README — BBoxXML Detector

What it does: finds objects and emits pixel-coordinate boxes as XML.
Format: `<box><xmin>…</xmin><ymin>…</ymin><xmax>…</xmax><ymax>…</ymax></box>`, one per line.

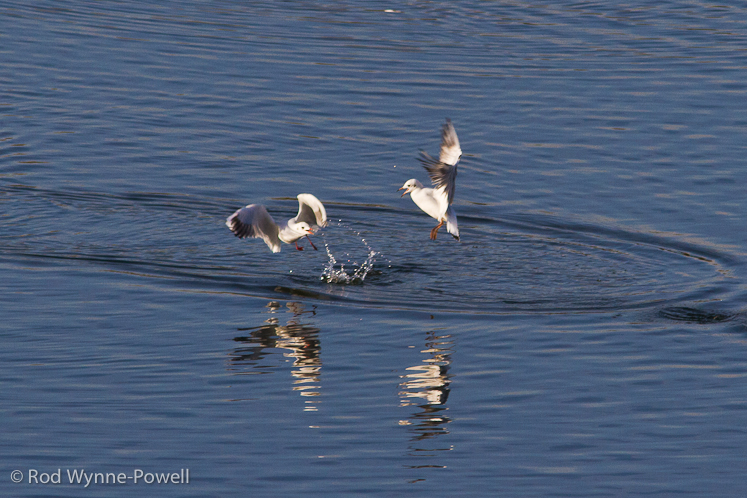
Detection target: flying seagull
<box><xmin>399</xmin><ymin>118</ymin><xmax>461</xmax><ymax>241</ymax></box>
<box><xmin>226</xmin><ymin>193</ymin><xmax>327</xmax><ymax>253</ymax></box>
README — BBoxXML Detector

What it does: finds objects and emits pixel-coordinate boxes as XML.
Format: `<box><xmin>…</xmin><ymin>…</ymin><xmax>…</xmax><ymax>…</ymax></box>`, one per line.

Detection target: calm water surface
<box><xmin>2</xmin><ymin>1</ymin><xmax>747</xmax><ymax>496</ymax></box>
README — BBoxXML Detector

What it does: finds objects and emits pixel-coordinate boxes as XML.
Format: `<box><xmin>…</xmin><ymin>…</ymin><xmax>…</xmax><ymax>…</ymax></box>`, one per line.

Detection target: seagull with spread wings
<box><xmin>226</xmin><ymin>193</ymin><xmax>327</xmax><ymax>253</ymax></box>
<box><xmin>399</xmin><ymin>118</ymin><xmax>461</xmax><ymax>241</ymax></box>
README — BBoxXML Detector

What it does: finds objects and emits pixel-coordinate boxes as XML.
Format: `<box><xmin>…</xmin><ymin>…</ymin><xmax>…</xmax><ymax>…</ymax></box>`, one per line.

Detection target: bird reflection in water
<box><xmin>229</xmin><ymin>301</ymin><xmax>322</xmax><ymax>412</ymax></box>
<box><xmin>399</xmin><ymin>331</ymin><xmax>454</xmax><ymax>466</ymax></box>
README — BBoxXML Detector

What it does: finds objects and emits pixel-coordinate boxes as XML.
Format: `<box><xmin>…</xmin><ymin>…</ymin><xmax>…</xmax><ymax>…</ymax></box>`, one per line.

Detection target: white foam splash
<box><xmin>319</xmin><ymin>220</ymin><xmax>390</xmax><ymax>284</ymax></box>
<box><xmin>321</xmin><ymin>247</ymin><xmax>378</xmax><ymax>284</ymax></box>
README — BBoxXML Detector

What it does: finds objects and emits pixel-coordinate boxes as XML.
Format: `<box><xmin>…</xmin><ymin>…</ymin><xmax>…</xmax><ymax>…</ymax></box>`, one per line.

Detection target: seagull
<box><xmin>399</xmin><ymin>118</ymin><xmax>461</xmax><ymax>241</ymax></box>
<box><xmin>226</xmin><ymin>193</ymin><xmax>327</xmax><ymax>253</ymax></box>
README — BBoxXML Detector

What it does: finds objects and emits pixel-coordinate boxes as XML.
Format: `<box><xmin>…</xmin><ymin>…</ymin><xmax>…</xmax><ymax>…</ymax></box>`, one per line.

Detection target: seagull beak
<box><xmin>398</xmin><ymin>186</ymin><xmax>408</xmax><ymax>197</ymax></box>
<box><xmin>307</xmin><ymin>229</ymin><xmax>314</xmax><ymax>235</ymax></box>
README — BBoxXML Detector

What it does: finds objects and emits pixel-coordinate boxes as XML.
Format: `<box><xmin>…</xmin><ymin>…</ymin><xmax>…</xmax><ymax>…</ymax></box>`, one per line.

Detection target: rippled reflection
<box><xmin>399</xmin><ymin>331</ymin><xmax>454</xmax><ymax>466</ymax></box>
<box><xmin>229</xmin><ymin>301</ymin><xmax>321</xmax><ymax>411</ymax></box>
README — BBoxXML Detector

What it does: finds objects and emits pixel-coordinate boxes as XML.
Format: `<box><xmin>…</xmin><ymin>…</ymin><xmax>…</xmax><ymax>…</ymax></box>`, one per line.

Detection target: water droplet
<box><xmin>318</xmin><ymin>220</ymin><xmax>394</xmax><ymax>284</ymax></box>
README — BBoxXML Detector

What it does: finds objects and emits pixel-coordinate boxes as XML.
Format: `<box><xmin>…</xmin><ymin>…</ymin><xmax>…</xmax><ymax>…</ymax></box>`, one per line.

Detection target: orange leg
<box><xmin>295</xmin><ymin>241</ymin><xmax>304</xmax><ymax>251</ymax></box>
<box><xmin>430</xmin><ymin>220</ymin><xmax>444</xmax><ymax>240</ymax></box>
<box><xmin>306</xmin><ymin>235</ymin><xmax>318</xmax><ymax>250</ymax></box>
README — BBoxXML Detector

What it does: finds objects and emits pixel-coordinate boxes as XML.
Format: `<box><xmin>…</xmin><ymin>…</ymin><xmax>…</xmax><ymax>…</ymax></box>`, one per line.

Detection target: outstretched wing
<box><xmin>295</xmin><ymin>193</ymin><xmax>327</xmax><ymax>229</ymax></box>
<box><xmin>226</xmin><ymin>204</ymin><xmax>282</xmax><ymax>253</ymax></box>
<box><xmin>417</xmin><ymin>118</ymin><xmax>461</xmax><ymax>205</ymax></box>
<box><xmin>438</xmin><ymin>118</ymin><xmax>461</xmax><ymax>167</ymax></box>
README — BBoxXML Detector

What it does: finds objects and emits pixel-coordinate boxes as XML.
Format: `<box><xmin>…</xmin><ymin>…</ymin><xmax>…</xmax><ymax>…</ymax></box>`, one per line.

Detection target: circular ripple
<box><xmin>294</xmin><ymin>209</ymin><xmax>739</xmax><ymax>314</ymax></box>
<box><xmin>1</xmin><ymin>187</ymin><xmax>738</xmax><ymax>316</ymax></box>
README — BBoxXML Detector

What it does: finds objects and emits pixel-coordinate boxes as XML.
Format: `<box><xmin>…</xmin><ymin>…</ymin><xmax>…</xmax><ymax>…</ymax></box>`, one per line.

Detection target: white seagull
<box><xmin>399</xmin><ymin>118</ymin><xmax>461</xmax><ymax>241</ymax></box>
<box><xmin>226</xmin><ymin>193</ymin><xmax>327</xmax><ymax>253</ymax></box>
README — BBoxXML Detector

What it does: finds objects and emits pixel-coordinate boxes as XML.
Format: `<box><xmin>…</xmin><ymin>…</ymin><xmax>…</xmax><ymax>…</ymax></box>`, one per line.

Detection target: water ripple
<box><xmin>1</xmin><ymin>183</ymin><xmax>740</xmax><ymax>315</ymax></box>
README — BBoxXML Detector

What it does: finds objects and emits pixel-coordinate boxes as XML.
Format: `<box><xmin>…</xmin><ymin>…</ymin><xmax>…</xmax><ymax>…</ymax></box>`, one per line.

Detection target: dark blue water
<box><xmin>3</xmin><ymin>1</ymin><xmax>747</xmax><ymax>496</ymax></box>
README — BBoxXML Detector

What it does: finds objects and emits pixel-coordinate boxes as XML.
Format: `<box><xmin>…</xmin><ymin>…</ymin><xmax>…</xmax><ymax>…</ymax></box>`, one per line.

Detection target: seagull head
<box><xmin>291</xmin><ymin>221</ymin><xmax>314</xmax><ymax>236</ymax></box>
<box><xmin>398</xmin><ymin>179</ymin><xmax>421</xmax><ymax>197</ymax></box>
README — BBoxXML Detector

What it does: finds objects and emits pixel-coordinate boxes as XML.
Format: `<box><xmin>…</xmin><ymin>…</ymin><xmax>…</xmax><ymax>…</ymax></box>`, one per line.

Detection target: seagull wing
<box><xmin>295</xmin><ymin>193</ymin><xmax>328</xmax><ymax>229</ymax></box>
<box><xmin>226</xmin><ymin>204</ymin><xmax>282</xmax><ymax>253</ymax></box>
<box><xmin>438</xmin><ymin>118</ymin><xmax>462</xmax><ymax>167</ymax></box>
<box><xmin>417</xmin><ymin>119</ymin><xmax>460</xmax><ymax>205</ymax></box>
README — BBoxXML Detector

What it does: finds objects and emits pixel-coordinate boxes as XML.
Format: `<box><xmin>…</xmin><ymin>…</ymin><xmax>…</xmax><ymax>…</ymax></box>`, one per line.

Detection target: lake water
<box><xmin>3</xmin><ymin>1</ymin><xmax>747</xmax><ymax>496</ymax></box>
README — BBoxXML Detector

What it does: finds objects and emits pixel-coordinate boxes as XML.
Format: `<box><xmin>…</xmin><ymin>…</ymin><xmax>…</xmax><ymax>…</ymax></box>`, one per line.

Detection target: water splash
<box><xmin>319</xmin><ymin>220</ymin><xmax>390</xmax><ymax>284</ymax></box>
<box><xmin>321</xmin><ymin>247</ymin><xmax>378</xmax><ymax>284</ymax></box>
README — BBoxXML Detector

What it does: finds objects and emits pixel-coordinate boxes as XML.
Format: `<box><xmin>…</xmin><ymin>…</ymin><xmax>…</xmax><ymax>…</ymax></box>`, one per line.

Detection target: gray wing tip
<box><xmin>441</xmin><ymin>118</ymin><xmax>458</xmax><ymax>145</ymax></box>
<box><xmin>417</xmin><ymin>150</ymin><xmax>439</xmax><ymax>167</ymax></box>
<box><xmin>418</xmin><ymin>151</ymin><xmax>453</xmax><ymax>191</ymax></box>
<box><xmin>226</xmin><ymin>214</ymin><xmax>255</xmax><ymax>239</ymax></box>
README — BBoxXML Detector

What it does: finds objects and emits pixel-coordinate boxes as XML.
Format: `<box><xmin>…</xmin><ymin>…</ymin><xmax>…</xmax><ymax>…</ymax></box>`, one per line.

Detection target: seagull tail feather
<box><xmin>445</xmin><ymin>207</ymin><xmax>459</xmax><ymax>241</ymax></box>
